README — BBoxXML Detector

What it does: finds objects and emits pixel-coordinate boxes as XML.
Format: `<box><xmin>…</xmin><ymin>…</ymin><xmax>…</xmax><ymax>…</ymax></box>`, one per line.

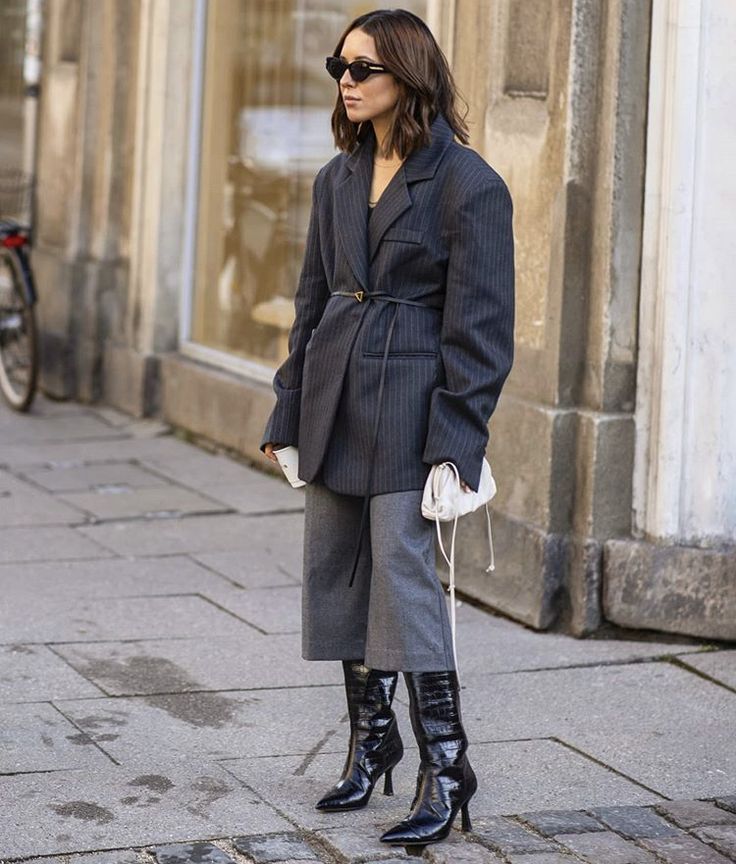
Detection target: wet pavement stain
<box><xmin>73</xmin><ymin>711</ymin><xmax>129</xmax><ymax>730</ymax></box>
<box><xmin>185</xmin><ymin>775</ymin><xmax>233</xmax><ymax>819</ymax></box>
<box><xmin>7</xmin><ymin>644</ymin><xmax>35</xmax><ymax>654</ymax></box>
<box><xmin>128</xmin><ymin>773</ymin><xmax>174</xmax><ymax>793</ymax></box>
<box><xmin>72</xmin><ymin>654</ymin><xmax>204</xmax><ymax>695</ymax></box>
<box><xmin>48</xmin><ymin>800</ymin><xmax>115</xmax><ymax>824</ymax></box>
<box><xmin>143</xmin><ymin>691</ymin><xmax>242</xmax><ymax>729</ymax></box>
<box><xmin>66</xmin><ymin>731</ymin><xmax>96</xmax><ymax>745</ymax></box>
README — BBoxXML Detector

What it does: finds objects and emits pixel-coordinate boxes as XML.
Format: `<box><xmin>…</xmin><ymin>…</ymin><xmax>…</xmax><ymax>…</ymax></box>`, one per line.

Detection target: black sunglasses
<box><xmin>325</xmin><ymin>56</ymin><xmax>390</xmax><ymax>82</ymax></box>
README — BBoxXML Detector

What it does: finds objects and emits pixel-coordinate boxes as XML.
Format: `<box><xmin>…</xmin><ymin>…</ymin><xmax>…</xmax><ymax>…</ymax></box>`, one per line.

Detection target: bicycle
<box><xmin>0</xmin><ymin>169</ymin><xmax>38</xmax><ymax>412</ymax></box>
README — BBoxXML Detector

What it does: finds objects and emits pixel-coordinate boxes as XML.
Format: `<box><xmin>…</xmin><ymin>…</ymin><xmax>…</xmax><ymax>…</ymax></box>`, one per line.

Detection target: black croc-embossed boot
<box><xmin>315</xmin><ymin>660</ymin><xmax>403</xmax><ymax>812</ymax></box>
<box><xmin>380</xmin><ymin>670</ymin><xmax>476</xmax><ymax>845</ymax></box>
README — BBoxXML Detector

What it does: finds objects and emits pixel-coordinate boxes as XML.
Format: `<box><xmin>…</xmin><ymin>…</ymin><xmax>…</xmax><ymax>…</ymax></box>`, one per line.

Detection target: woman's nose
<box><xmin>340</xmin><ymin>68</ymin><xmax>356</xmax><ymax>86</ymax></box>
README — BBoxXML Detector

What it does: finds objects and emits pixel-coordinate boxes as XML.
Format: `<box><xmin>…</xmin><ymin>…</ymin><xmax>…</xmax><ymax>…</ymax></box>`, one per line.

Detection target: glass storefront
<box><xmin>191</xmin><ymin>1</ymin><xmax>429</xmax><ymax>370</ymax></box>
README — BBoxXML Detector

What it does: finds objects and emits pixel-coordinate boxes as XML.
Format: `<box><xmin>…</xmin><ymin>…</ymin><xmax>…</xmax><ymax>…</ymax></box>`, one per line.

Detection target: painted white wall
<box><xmin>634</xmin><ymin>0</ymin><xmax>736</xmax><ymax>545</ymax></box>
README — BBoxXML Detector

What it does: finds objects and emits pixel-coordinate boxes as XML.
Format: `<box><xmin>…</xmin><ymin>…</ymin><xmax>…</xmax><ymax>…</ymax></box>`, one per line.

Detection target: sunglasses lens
<box><xmin>325</xmin><ymin>57</ymin><xmax>345</xmax><ymax>80</ymax></box>
<box><xmin>350</xmin><ymin>62</ymin><xmax>370</xmax><ymax>82</ymax></box>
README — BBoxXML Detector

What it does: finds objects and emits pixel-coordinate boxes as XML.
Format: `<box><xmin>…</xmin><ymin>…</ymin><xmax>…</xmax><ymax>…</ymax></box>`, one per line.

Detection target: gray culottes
<box><xmin>301</xmin><ymin>481</ymin><xmax>456</xmax><ymax>672</ymax></box>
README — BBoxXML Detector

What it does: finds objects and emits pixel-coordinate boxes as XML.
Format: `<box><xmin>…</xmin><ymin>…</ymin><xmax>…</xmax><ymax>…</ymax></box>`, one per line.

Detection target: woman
<box><xmin>262</xmin><ymin>8</ymin><xmax>514</xmax><ymax>847</ymax></box>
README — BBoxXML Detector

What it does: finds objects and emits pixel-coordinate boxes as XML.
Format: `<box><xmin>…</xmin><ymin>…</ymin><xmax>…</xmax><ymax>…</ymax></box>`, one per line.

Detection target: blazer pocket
<box><xmin>382</xmin><ymin>227</ymin><xmax>424</xmax><ymax>244</ymax></box>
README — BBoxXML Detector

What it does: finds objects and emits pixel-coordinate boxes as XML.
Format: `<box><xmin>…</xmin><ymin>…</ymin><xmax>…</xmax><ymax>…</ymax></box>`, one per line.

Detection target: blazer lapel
<box><xmin>368</xmin><ymin>112</ymin><xmax>455</xmax><ymax>263</ymax></box>
<box><xmin>334</xmin><ymin>127</ymin><xmax>373</xmax><ymax>292</ymax></box>
<box><xmin>368</xmin><ymin>171</ymin><xmax>412</xmax><ymax>263</ymax></box>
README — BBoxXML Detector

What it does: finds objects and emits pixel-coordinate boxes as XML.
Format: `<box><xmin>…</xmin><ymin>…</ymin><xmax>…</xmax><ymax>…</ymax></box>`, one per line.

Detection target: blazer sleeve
<box><xmin>422</xmin><ymin>178</ymin><xmax>515</xmax><ymax>490</ymax></box>
<box><xmin>260</xmin><ymin>168</ymin><xmax>330</xmax><ymax>451</ymax></box>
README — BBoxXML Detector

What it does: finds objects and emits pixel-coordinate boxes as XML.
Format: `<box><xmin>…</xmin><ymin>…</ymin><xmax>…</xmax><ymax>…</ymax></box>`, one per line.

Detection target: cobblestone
<box><xmin>473</xmin><ymin>815</ymin><xmax>555</xmax><ymax>854</ymax></box>
<box><xmin>692</xmin><ymin>825</ymin><xmax>736</xmax><ymax>860</ymax></box>
<box><xmin>151</xmin><ymin>843</ymin><xmax>236</xmax><ymax>864</ymax></box>
<box><xmin>655</xmin><ymin>801</ymin><xmax>736</xmax><ymax>829</ymax></box>
<box><xmin>516</xmin><ymin>809</ymin><xmax>605</xmax><ymax>837</ymax></box>
<box><xmin>232</xmin><ymin>831</ymin><xmax>321</xmax><ymax>862</ymax></box>
<box><xmin>588</xmin><ymin>804</ymin><xmax>683</xmax><ymax>839</ymax></box>
<box><xmin>555</xmin><ymin>829</ymin><xmax>658</xmax><ymax>863</ymax></box>
<box><xmin>716</xmin><ymin>797</ymin><xmax>736</xmax><ymax>815</ymax></box>
<box><xmin>640</xmin><ymin>834</ymin><xmax>734</xmax><ymax>863</ymax></box>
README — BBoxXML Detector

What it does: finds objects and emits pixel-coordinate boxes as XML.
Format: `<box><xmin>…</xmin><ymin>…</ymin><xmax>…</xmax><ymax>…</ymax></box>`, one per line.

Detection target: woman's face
<box><xmin>338</xmin><ymin>28</ymin><xmax>400</xmax><ymax>128</ymax></box>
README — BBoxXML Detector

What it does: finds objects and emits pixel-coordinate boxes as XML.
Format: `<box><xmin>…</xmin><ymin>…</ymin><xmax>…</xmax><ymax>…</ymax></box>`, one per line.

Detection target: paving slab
<box><xmin>53</xmin><ymin>635</ymin><xmax>341</xmax><ymax>695</ymax></box>
<box><xmin>0</xmin><ymin>643</ymin><xmax>103</xmax><ymax>702</ymax></box>
<box><xmin>193</xmin><ymin>549</ymin><xmax>301</xmax><ymax>588</ymax></box>
<box><xmin>0</xmin><ymin>762</ymin><xmax>289</xmax><ymax>859</ymax></box>
<box><xmin>0</xmin><ymin>525</ymin><xmax>113</xmax><ymax>564</ymax></box>
<box><xmin>197</xmin><ymin>471</ymin><xmax>304</xmax><ymax>515</ymax></box>
<box><xmin>137</xmin><ymin>451</ymin><xmax>269</xmax><ymax>489</ymax></box>
<box><xmin>0</xmin><ymin>432</ymin><xmax>207</xmax><ymax>470</ymax></box>
<box><xmin>63</xmin><ymin>852</ymin><xmax>145</xmax><ymax>864</ymax></box>
<box><xmin>453</xmin><ymin>604</ymin><xmax>709</xmax><ymax>674</ymax></box>
<box><xmin>224</xmin><ymin>737</ymin><xmax>662</xmax><ymax>835</ymax></box>
<box><xmin>0</xmin><ymin>702</ymin><xmax>114</xmax><ymax>773</ymax></box>
<box><xmin>461</xmin><ymin>662</ymin><xmax>736</xmax><ymax>798</ymax></box>
<box><xmin>640</xmin><ymin>834</ymin><xmax>734</xmax><ymax>862</ymax></box>
<box><xmin>418</xmin><ymin>837</ymin><xmax>504</xmax><ymax>862</ymax></box>
<box><xmin>76</xmin><ymin>513</ymin><xmax>303</xmax><ymax>557</ymax></box>
<box><xmin>678</xmin><ymin>651</ymin><xmax>736</xmax><ymax>691</ymax></box>
<box><xmin>716</xmin><ymin>797</ymin><xmax>736</xmax><ymax>814</ymax></box>
<box><xmin>692</xmin><ymin>825</ymin><xmax>736</xmax><ymax>859</ymax></box>
<box><xmin>0</xmin><ymin>594</ymin><xmax>254</xmax><ymax>644</ymax></box>
<box><xmin>555</xmin><ymin>830</ymin><xmax>659</xmax><ymax>863</ymax></box>
<box><xmin>205</xmin><ymin>585</ymin><xmax>302</xmax><ymax>634</ymax></box>
<box><xmin>57</xmin><ymin>485</ymin><xmax>231</xmax><ymax>520</ymax></box>
<box><xmin>0</xmin><ymin>412</ymin><xmax>125</xmax><ymax>445</ymax></box>
<box><xmin>58</xmin><ymin>684</ymin><xmax>347</xmax><ymax>762</ymax></box>
<box><xmin>0</xmin><ymin>468</ymin><xmax>85</xmax><ymax>526</ymax></box>
<box><xmin>0</xmin><ymin>555</ymin><xmax>235</xmax><ymax>600</ymax></box>
<box><xmin>19</xmin><ymin>461</ymin><xmax>173</xmax><ymax>493</ymax></box>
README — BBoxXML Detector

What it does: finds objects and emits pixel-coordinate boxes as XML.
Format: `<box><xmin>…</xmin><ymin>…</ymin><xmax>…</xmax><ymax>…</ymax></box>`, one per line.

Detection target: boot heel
<box><xmin>383</xmin><ymin>767</ymin><xmax>394</xmax><ymax>796</ymax></box>
<box><xmin>461</xmin><ymin>801</ymin><xmax>472</xmax><ymax>832</ymax></box>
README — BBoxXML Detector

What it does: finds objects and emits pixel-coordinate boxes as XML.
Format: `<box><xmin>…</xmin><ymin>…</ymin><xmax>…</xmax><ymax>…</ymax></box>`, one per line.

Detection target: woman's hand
<box><xmin>264</xmin><ymin>442</ymin><xmax>283</xmax><ymax>464</ymax></box>
<box><xmin>460</xmin><ymin>479</ymin><xmax>470</xmax><ymax>492</ymax></box>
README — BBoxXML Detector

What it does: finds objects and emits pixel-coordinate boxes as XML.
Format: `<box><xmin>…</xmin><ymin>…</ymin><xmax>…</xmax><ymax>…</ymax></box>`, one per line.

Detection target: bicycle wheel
<box><xmin>0</xmin><ymin>245</ymin><xmax>38</xmax><ymax>411</ymax></box>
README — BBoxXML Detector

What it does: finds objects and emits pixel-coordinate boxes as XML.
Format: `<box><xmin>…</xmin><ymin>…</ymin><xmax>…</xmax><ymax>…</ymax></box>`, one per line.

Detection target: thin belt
<box><xmin>330</xmin><ymin>290</ymin><xmax>443</xmax><ymax>586</ymax></box>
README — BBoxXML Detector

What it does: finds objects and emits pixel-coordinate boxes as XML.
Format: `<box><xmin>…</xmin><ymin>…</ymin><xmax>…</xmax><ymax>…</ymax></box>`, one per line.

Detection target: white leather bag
<box><xmin>421</xmin><ymin>459</ymin><xmax>497</xmax><ymax>671</ymax></box>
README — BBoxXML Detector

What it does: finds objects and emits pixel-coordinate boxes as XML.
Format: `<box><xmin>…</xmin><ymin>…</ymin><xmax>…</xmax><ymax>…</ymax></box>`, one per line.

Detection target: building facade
<box><xmin>6</xmin><ymin>0</ymin><xmax>734</xmax><ymax>639</ymax></box>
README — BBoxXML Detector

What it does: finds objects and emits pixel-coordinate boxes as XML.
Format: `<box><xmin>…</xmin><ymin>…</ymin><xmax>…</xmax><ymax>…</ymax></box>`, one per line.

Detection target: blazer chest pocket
<box><xmin>382</xmin><ymin>227</ymin><xmax>424</xmax><ymax>245</ymax></box>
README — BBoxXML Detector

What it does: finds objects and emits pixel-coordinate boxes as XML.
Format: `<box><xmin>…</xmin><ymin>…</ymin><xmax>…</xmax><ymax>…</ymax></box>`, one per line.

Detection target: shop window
<box><xmin>191</xmin><ymin>0</ymin><xmax>428</xmax><ymax>369</ymax></box>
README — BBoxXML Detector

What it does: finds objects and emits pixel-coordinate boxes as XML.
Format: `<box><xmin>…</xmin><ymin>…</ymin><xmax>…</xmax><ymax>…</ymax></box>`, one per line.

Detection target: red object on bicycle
<box><xmin>2</xmin><ymin>234</ymin><xmax>26</xmax><ymax>248</ymax></box>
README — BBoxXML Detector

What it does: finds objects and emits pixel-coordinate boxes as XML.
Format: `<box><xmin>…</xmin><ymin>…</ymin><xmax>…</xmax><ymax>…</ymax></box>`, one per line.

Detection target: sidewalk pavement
<box><xmin>1</xmin><ymin>395</ymin><xmax>734</xmax><ymax>864</ymax></box>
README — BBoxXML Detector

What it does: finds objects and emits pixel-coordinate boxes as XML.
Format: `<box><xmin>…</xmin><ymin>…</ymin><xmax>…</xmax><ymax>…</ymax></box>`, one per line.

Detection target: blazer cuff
<box><xmin>260</xmin><ymin>387</ymin><xmax>301</xmax><ymax>452</ymax></box>
<box><xmin>421</xmin><ymin>442</ymin><xmax>485</xmax><ymax>493</ymax></box>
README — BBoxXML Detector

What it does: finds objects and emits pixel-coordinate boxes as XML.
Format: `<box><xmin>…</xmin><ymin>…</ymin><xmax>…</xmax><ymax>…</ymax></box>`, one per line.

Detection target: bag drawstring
<box><xmin>432</xmin><ymin>462</ymin><xmax>495</xmax><ymax>673</ymax></box>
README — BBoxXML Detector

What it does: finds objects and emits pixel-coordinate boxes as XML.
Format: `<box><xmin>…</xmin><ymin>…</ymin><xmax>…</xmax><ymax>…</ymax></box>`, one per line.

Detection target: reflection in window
<box><xmin>192</xmin><ymin>0</ymin><xmax>427</xmax><ymax>368</ymax></box>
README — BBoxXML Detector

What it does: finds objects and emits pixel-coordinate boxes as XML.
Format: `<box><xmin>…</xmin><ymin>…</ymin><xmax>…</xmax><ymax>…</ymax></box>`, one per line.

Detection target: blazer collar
<box><xmin>334</xmin><ymin>112</ymin><xmax>455</xmax><ymax>292</ymax></box>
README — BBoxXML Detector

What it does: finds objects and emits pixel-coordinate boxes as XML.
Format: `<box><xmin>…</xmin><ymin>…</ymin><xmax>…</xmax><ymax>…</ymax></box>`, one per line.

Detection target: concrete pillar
<box><xmin>447</xmin><ymin>0</ymin><xmax>651</xmax><ymax>633</ymax></box>
<box><xmin>604</xmin><ymin>0</ymin><xmax>736</xmax><ymax>640</ymax></box>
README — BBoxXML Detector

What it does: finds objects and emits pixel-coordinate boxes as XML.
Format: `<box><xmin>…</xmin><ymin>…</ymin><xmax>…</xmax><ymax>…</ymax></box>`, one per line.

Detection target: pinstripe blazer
<box><xmin>260</xmin><ymin>111</ymin><xmax>515</xmax><ymax>495</ymax></box>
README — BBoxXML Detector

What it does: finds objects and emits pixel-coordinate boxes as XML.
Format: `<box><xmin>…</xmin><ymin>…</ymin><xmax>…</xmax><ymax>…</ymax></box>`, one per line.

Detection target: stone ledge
<box><xmin>603</xmin><ymin>538</ymin><xmax>736</xmax><ymax>641</ymax></box>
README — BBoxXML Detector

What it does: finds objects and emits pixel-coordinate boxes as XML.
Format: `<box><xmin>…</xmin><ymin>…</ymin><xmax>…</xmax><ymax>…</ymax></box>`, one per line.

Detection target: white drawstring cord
<box><xmin>432</xmin><ymin>463</ymin><xmax>496</xmax><ymax>673</ymax></box>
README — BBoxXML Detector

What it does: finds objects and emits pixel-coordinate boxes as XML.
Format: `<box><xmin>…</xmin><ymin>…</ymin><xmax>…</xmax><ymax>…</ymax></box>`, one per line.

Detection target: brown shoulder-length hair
<box><xmin>330</xmin><ymin>8</ymin><xmax>469</xmax><ymax>159</ymax></box>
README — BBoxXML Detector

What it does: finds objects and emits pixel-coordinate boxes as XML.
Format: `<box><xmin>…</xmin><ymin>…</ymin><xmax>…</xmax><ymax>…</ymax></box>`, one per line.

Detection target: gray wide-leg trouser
<box><xmin>301</xmin><ymin>481</ymin><xmax>456</xmax><ymax>672</ymax></box>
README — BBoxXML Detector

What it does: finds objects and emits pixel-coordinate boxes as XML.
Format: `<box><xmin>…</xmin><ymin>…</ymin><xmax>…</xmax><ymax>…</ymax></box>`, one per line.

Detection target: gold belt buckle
<box><xmin>354</xmin><ymin>291</ymin><xmax>364</xmax><ymax>302</ymax></box>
